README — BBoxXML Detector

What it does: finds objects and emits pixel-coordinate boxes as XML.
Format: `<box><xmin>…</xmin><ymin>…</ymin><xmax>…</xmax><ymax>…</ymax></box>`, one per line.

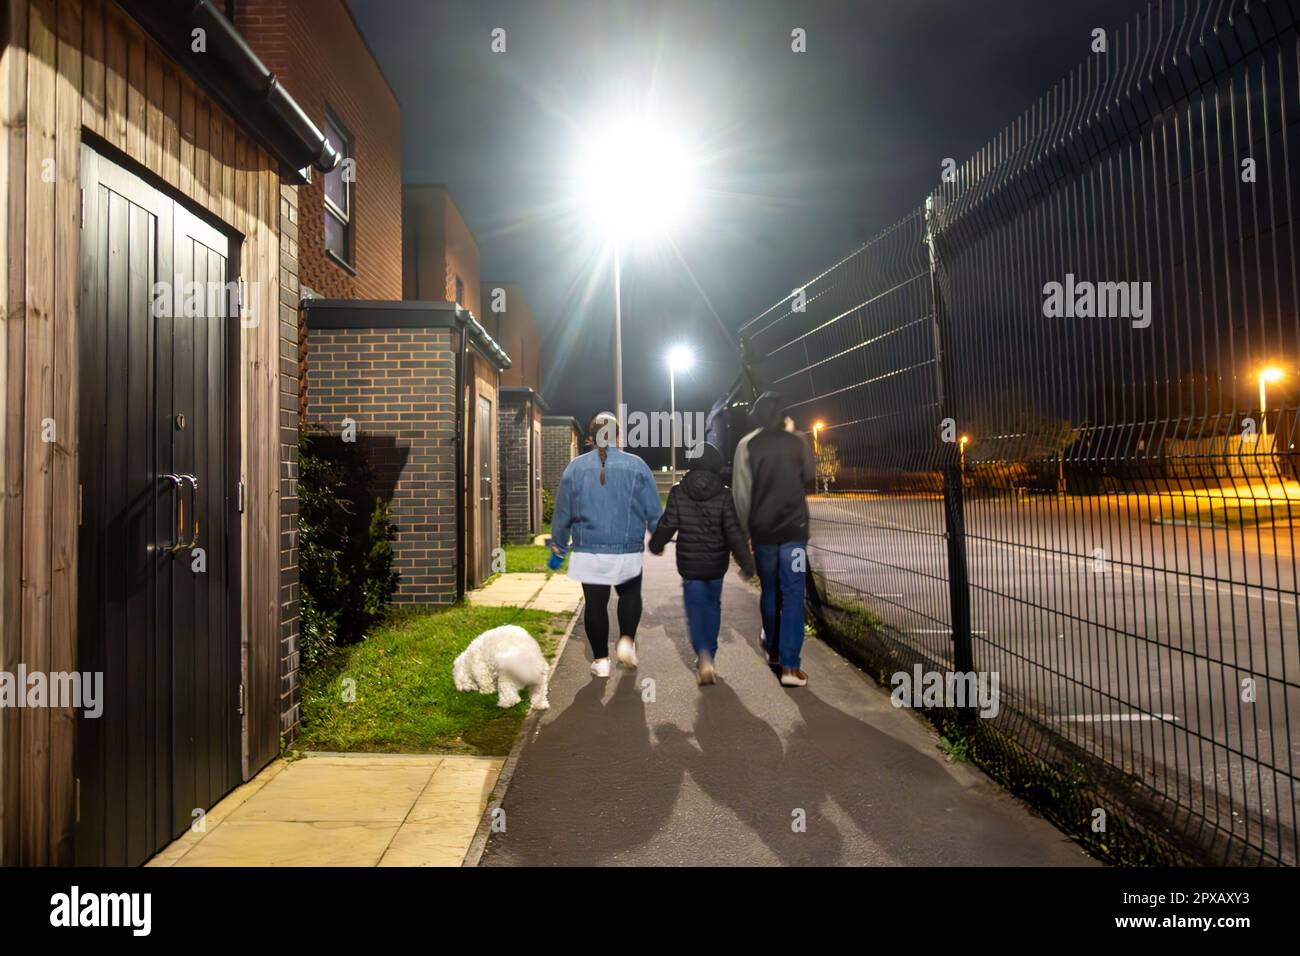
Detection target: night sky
<box><xmin>350</xmin><ymin>0</ymin><xmax>1146</xmax><ymax>456</ymax></box>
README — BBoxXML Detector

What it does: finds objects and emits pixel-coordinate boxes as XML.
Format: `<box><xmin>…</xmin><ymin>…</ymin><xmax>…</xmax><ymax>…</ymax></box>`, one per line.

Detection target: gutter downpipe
<box><xmin>190</xmin><ymin>0</ymin><xmax>340</xmax><ymax>173</ymax></box>
<box><xmin>454</xmin><ymin>309</ymin><xmax>470</xmax><ymax>601</ymax></box>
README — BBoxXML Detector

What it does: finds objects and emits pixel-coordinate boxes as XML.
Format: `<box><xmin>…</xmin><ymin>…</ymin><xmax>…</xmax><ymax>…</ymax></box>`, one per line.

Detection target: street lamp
<box><xmin>1258</xmin><ymin>366</ymin><xmax>1285</xmax><ymax>451</ymax></box>
<box><xmin>575</xmin><ymin>116</ymin><xmax>697</xmax><ymax>444</ymax></box>
<box><xmin>668</xmin><ymin>344</ymin><xmax>694</xmax><ymax>481</ymax></box>
<box><xmin>812</xmin><ymin>420</ymin><xmax>825</xmax><ymax>454</ymax></box>
<box><xmin>959</xmin><ymin>433</ymin><xmax>970</xmax><ymax>474</ymax></box>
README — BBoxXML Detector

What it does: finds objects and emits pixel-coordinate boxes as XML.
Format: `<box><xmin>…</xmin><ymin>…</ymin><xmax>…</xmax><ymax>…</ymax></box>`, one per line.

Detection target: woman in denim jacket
<box><xmin>550</xmin><ymin>412</ymin><xmax>664</xmax><ymax>677</ymax></box>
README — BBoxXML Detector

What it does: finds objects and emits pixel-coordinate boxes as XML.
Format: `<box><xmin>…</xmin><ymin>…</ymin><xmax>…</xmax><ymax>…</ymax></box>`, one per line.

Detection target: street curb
<box><xmin>461</xmin><ymin>599</ymin><xmax>583</xmax><ymax>867</ymax></box>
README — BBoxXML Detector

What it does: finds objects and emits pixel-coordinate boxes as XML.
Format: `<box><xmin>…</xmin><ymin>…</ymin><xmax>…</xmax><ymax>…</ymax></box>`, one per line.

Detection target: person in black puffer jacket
<box><xmin>649</xmin><ymin>442</ymin><xmax>755</xmax><ymax>684</ymax></box>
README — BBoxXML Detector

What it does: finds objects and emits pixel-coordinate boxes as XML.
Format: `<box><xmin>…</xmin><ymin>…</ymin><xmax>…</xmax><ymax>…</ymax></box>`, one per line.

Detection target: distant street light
<box><xmin>812</xmin><ymin>420</ymin><xmax>826</xmax><ymax>454</ymax></box>
<box><xmin>668</xmin><ymin>345</ymin><xmax>695</xmax><ymax>481</ymax></box>
<box><xmin>1259</xmin><ymin>366</ymin><xmax>1285</xmax><ymax>453</ymax></box>
<box><xmin>959</xmin><ymin>433</ymin><xmax>970</xmax><ymax>474</ymax></box>
<box><xmin>576</xmin><ymin>116</ymin><xmax>697</xmax><ymax>443</ymax></box>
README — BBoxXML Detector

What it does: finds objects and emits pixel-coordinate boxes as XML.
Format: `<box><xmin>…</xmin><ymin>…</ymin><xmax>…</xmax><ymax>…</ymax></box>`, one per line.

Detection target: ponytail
<box><xmin>586</xmin><ymin>411</ymin><xmax>619</xmax><ymax>486</ymax></box>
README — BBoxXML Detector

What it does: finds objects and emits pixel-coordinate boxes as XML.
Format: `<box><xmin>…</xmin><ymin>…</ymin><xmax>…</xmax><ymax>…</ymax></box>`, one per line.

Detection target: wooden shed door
<box><xmin>75</xmin><ymin>145</ymin><xmax>242</xmax><ymax>866</ymax></box>
<box><xmin>477</xmin><ymin>395</ymin><xmax>494</xmax><ymax>584</ymax></box>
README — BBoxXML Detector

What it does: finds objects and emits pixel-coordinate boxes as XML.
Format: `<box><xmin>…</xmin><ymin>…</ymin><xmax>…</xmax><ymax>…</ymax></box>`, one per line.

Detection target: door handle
<box><xmin>160</xmin><ymin>473</ymin><xmax>184</xmax><ymax>553</ymax></box>
<box><xmin>178</xmin><ymin>473</ymin><xmax>200</xmax><ymax>549</ymax></box>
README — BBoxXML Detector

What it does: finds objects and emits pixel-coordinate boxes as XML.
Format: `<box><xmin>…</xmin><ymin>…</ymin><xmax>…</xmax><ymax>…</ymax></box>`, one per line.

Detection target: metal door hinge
<box><xmin>238</xmin><ymin>684</ymin><xmax>245</xmax><ymax>716</ymax></box>
<box><xmin>237</xmin><ymin>479</ymin><xmax>245</xmax><ymax>513</ymax></box>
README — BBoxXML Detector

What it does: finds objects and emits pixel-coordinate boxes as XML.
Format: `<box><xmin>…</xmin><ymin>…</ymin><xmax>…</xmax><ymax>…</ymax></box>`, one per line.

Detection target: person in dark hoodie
<box><xmin>732</xmin><ymin>391</ymin><xmax>816</xmax><ymax>687</ymax></box>
<box><xmin>649</xmin><ymin>442</ymin><xmax>755</xmax><ymax>685</ymax></box>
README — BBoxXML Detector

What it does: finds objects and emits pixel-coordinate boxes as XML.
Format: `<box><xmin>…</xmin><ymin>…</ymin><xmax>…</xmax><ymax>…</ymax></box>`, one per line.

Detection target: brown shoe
<box><xmin>697</xmin><ymin>654</ymin><xmax>716</xmax><ymax>686</ymax></box>
<box><xmin>780</xmin><ymin>668</ymin><xmax>808</xmax><ymax>687</ymax></box>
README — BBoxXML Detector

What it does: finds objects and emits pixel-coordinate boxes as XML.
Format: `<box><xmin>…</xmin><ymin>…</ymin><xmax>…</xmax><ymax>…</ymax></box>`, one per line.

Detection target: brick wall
<box><xmin>498</xmin><ymin>395</ymin><xmax>534</xmax><ymax>544</ymax></box>
<box><xmin>483</xmin><ymin>281</ymin><xmax>541</xmax><ymax>391</ymax></box>
<box><xmin>542</xmin><ymin>419</ymin><xmax>581</xmax><ymax>498</ymax></box>
<box><xmin>304</xmin><ymin>327</ymin><xmax>460</xmax><ymax>606</ymax></box>
<box><xmin>236</xmin><ymin>0</ymin><xmax>403</xmax><ymax>414</ymax></box>
<box><xmin>278</xmin><ymin>183</ymin><xmax>303</xmax><ymax>742</ymax></box>
<box><xmin>403</xmin><ymin>185</ymin><xmax>481</xmax><ymax>319</ymax></box>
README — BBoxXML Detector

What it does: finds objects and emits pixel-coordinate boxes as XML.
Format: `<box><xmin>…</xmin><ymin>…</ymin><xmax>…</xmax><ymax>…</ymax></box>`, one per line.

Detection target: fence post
<box><xmin>925</xmin><ymin>195</ymin><xmax>976</xmax><ymax>681</ymax></box>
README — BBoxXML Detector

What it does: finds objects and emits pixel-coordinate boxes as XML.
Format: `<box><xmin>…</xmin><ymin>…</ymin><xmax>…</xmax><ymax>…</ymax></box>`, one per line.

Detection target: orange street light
<box><xmin>1259</xmin><ymin>367</ymin><xmax>1286</xmax><ymax>450</ymax></box>
<box><xmin>812</xmin><ymin>420</ymin><xmax>825</xmax><ymax>453</ymax></box>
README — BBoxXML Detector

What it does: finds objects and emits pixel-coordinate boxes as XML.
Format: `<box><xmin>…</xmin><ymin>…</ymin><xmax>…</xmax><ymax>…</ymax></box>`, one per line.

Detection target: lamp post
<box><xmin>668</xmin><ymin>345</ymin><xmax>694</xmax><ymax>481</ymax></box>
<box><xmin>576</xmin><ymin>115</ymin><xmax>695</xmax><ymax>445</ymax></box>
<box><xmin>812</xmin><ymin>420</ymin><xmax>825</xmax><ymax>455</ymax></box>
<box><xmin>1259</xmin><ymin>367</ymin><xmax>1285</xmax><ymax>480</ymax></box>
<box><xmin>959</xmin><ymin>434</ymin><xmax>970</xmax><ymax>475</ymax></box>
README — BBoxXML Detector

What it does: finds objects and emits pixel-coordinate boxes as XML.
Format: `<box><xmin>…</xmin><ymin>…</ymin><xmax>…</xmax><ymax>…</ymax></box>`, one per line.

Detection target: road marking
<box><xmin>1061</xmin><ymin>713</ymin><xmax>1179</xmax><ymax>723</ymax></box>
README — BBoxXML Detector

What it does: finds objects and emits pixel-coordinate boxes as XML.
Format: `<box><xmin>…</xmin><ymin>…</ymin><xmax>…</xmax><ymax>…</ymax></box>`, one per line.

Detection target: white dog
<box><xmin>452</xmin><ymin>624</ymin><xmax>550</xmax><ymax>711</ymax></box>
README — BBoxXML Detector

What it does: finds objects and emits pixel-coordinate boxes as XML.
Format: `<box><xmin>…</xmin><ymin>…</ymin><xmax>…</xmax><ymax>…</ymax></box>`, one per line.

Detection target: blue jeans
<box><xmin>682</xmin><ymin>577</ymin><xmax>724</xmax><ymax>659</ymax></box>
<box><xmin>754</xmin><ymin>542</ymin><xmax>806</xmax><ymax>669</ymax></box>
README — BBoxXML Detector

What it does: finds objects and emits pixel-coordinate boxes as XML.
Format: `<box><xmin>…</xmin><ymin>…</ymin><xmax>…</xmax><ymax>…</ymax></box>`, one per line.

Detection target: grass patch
<box><xmin>503</xmin><ymin>542</ymin><xmax>567</xmax><ymax>575</ymax></box>
<box><xmin>298</xmin><ymin>603</ymin><xmax>570</xmax><ymax>756</ymax></box>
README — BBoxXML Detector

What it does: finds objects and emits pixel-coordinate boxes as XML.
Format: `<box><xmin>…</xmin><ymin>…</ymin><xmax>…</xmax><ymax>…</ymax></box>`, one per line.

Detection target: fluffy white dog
<box><xmin>452</xmin><ymin>624</ymin><xmax>550</xmax><ymax>710</ymax></box>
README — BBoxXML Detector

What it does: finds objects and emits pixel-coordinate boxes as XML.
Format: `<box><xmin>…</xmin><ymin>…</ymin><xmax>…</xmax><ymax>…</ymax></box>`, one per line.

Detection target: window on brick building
<box><xmin>323</xmin><ymin>109</ymin><xmax>353</xmax><ymax>267</ymax></box>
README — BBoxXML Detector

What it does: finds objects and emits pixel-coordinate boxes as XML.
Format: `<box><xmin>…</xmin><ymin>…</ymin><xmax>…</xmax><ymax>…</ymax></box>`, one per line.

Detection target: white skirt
<box><xmin>567</xmin><ymin>550</ymin><xmax>644</xmax><ymax>586</ymax></box>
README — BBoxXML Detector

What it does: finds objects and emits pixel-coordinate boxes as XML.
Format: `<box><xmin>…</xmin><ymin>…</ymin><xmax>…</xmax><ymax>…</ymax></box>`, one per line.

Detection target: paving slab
<box><xmin>147</xmin><ymin>752</ymin><xmax>503</xmax><ymax>867</ymax></box>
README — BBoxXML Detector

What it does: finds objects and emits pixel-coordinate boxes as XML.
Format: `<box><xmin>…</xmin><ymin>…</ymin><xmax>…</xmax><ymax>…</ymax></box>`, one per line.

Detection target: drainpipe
<box><xmin>453</xmin><ymin>310</ymin><xmax>470</xmax><ymax>601</ymax></box>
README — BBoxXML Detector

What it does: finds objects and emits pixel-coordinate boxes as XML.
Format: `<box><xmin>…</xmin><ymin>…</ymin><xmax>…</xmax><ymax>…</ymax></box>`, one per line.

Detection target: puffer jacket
<box><xmin>649</xmin><ymin>443</ymin><xmax>755</xmax><ymax>580</ymax></box>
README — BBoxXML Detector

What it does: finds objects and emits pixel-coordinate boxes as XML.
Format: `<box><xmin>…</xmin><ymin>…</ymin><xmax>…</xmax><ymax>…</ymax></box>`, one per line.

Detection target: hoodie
<box><xmin>732</xmin><ymin>391</ymin><xmax>815</xmax><ymax>544</ymax></box>
<box><xmin>649</xmin><ymin>443</ymin><xmax>755</xmax><ymax>580</ymax></box>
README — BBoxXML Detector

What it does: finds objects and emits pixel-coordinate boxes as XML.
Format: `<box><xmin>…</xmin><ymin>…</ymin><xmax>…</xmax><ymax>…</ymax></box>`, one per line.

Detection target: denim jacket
<box><xmin>551</xmin><ymin>447</ymin><xmax>663</xmax><ymax>555</ymax></box>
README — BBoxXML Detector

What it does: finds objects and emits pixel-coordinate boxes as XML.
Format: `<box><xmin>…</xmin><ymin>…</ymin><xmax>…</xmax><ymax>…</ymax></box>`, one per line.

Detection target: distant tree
<box><xmin>816</xmin><ymin>442</ymin><xmax>840</xmax><ymax>493</ymax></box>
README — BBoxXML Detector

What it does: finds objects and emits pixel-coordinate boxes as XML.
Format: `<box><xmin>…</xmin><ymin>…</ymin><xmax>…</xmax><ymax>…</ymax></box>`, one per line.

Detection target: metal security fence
<box><xmin>740</xmin><ymin>0</ymin><xmax>1300</xmax><ymax>865</ymax></box>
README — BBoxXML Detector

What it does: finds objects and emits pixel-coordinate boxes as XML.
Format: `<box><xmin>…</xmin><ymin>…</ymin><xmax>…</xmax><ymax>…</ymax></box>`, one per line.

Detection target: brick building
<box><xmin>236</xmin><ymin>0</ymin><xmax>404</xmax><ymax>416</ymax></box>
<box><xmin>484</xmin><ymin>282</ymin><xmax>544</xmax><ymax>543</ymax></box>
<box><xmin>303</xmin><ymin>300</ymin><xmax>510</xmax><ymax>603</ymax></box>
<box><xmin>543</xmin><ymin>416</ymin><xmax>585</xmax><ymax>498</ymax></box>
<box><xmin>499</xmin><ymin>388</ymin><xmax>546</xmax><ymax>544</ymax></box>
<box><xmin>483</xmin><ymin>281</ymin><xmax>541</xmax><ymax>391</ymax></box>
<box><xmin>403</xmin><ymin>184</ymin><xmax>482</xmax><ymax>319</ymax></box>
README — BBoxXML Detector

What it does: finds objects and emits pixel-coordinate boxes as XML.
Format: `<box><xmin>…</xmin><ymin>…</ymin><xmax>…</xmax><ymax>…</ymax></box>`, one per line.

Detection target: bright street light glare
<box><xmin>576</xmin><ymin>116</ymin><xmax>697</xmax><ymax>242</ymax></box>
<box><xmin>668</xmin><ymin>344</ymin><xmax>694</xmax><ymax>371</ymax></box>
<box><xmin>1260</xmin><ymin>366</ymin><xmax>1286</xmax><ymax>383</ymax></box>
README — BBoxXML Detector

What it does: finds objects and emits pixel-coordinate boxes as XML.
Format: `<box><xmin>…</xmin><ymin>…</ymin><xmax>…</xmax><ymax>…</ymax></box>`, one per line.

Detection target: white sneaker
<box><xmin>590</xmin><ymin>658</ymin><xmax>611</xmax><ymax>678</ymax></box>
<box><xmin>616</xmin><ymin>636</ymin><xmax>638</xmax><ymax>668</ymax></box>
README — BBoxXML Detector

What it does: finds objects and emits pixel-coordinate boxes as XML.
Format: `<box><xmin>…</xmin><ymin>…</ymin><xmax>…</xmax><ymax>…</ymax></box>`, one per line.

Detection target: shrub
<box><xmin>298</xmin><ymin>428</ymin><xmax>400</xmax><ymax>669</ymax></box>
<box><xmin>542</xmin><ymin>486</ymin><xmax>556</xmax><ymax>524</ymax></box>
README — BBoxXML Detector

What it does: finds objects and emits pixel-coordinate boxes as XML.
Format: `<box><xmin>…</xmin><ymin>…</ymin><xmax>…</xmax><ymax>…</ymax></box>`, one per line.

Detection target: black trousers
<box><xmin>581</xmin><ymin>574</ymin><xmax>643</xmax><ymax>659</ymax></box>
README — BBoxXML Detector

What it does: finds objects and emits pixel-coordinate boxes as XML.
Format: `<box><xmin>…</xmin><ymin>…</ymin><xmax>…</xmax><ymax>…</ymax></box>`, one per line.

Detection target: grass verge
<box><xmin>298</xmin><ymin>603</ymin><xmax>570</xmax><ymax>756</ymax></box>
<box><xmin>502</xmin><ymin>542</ymin><xmax>567</xmax><ymax>575</ymax></box>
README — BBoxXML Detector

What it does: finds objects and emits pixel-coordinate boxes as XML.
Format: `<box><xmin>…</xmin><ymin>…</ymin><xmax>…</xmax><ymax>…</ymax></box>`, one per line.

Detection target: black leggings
<box><xmin>582</xmin><ymin>575</ymin><xmax>643</xmax><ymax>659</ymax></box>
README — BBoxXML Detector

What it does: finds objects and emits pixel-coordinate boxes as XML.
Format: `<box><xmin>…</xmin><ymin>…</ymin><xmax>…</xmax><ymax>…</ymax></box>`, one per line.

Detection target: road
<box><xmin>807</xmin><ymin>493</ymin><xmax>1300</xmax><ymax>865</ymax></box>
